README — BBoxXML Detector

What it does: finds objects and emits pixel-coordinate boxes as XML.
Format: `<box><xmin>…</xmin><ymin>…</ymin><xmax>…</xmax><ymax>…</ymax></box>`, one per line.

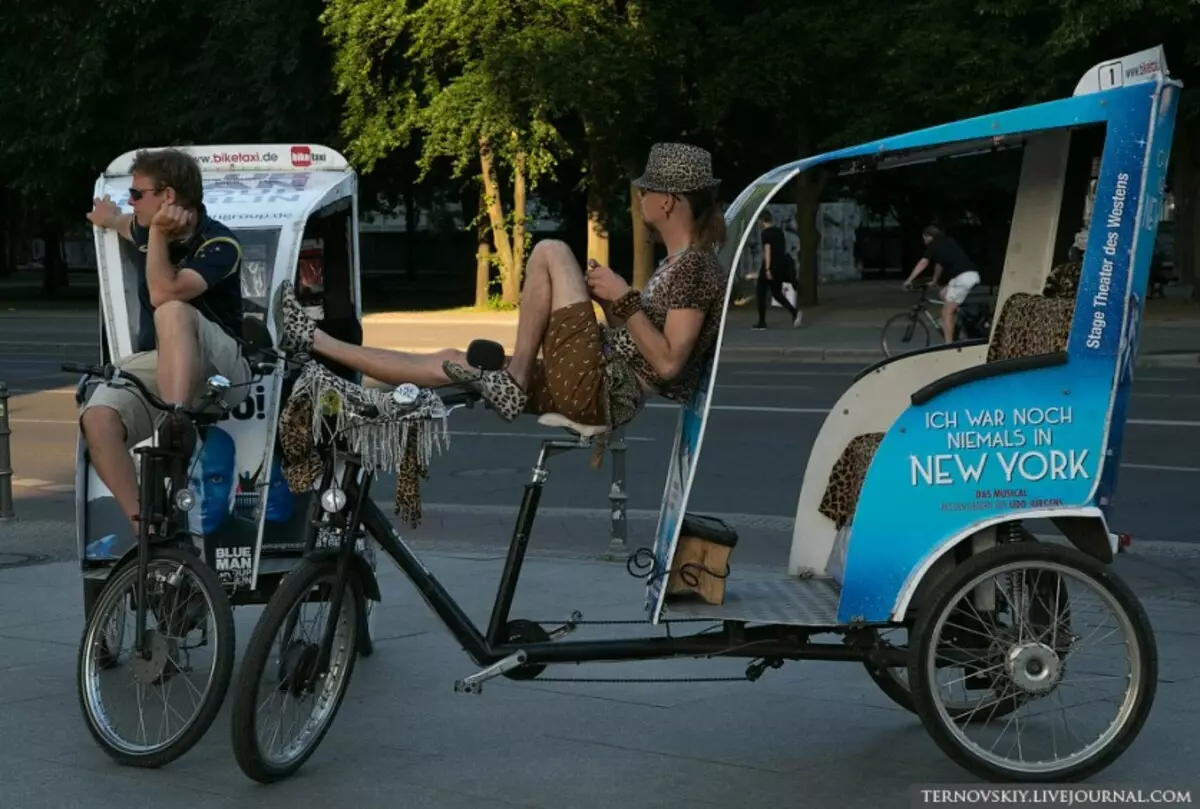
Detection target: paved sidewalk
<box><xmin>359</xmin><ymin>280</ymin><xmax>1200</xmax><ymax>366</ymax></box>
<box><xmin>5</xmin><ymin>279</ymin><xmax>1200</xmax><ymax>366</ymax></box>
<box><xmin>0</xmin><ymin>517</ymin><xmax>1198</xmax><ymax>808</ymax></box>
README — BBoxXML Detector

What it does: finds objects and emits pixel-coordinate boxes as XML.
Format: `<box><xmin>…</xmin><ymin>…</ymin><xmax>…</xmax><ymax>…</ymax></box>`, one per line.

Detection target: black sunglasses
<box><xmin>128</xmin><ymin>186</ymin><xmax>160</xmax><ymax>201</ymax></box>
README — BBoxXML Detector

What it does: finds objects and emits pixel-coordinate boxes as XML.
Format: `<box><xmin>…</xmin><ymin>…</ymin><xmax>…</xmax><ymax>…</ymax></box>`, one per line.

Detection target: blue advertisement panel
<box><xmin>836</xmin><ymin>80</ymin><xmax>1170</xmax><ymax>625</ymax></box>
<box><xmin>1094</xmin><ymin>83</ymin><xmax>1180</xmax><ymax>509</ymax></box>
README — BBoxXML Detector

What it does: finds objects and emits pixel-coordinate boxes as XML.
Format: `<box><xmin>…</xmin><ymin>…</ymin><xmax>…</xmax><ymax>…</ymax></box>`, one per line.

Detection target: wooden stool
<box><xmin>666</xmin><ymin>513</ymin><xmax>739</xmax><ymax>605</ymax></box>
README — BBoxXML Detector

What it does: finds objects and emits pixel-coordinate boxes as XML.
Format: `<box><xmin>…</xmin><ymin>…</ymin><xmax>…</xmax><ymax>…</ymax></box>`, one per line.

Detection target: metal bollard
<box><xmin>604</xmin><ymin>425</ymin><xmax>628</xmax><ymax>559</ymax></box>
<box><xmin>0</xmin><ymin>382</ymin><xmax>14</xmax><ymax>521</ymax></box>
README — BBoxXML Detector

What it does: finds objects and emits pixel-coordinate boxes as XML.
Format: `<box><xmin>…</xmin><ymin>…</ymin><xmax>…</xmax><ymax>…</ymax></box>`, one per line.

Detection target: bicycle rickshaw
<box><xmin>223</xmin><ymin>46</ymin><xmax>1178</xmax><ymax>785</ymax></box>
<box><xmin>69</xmin><ymin>143</ymin><xmax>376</xmax><ymax>766</ymax></box>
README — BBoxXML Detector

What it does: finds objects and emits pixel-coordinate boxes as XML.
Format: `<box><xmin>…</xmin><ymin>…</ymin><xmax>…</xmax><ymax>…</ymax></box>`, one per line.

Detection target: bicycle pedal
<box><xmin>453</xmin><ymin>650</ymin><xmax>528</xmax><ymax>695</ymax></box>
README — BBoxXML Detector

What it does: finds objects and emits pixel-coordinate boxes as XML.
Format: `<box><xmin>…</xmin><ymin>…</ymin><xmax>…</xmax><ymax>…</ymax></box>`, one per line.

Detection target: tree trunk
<box><xmin>0</xmin><ymin>188</ymin><xmax>11</xmax><ymax>278</ymax></box>
<box><xmin>403</xmin><ymin>188</ymin><xmax>417</xmax><ymax>279</ymax></box>
<box><xmin>631</xmin><ymin>179</ymin><xmax>653</xmax><ymax>288</ymax></box>
<box><xmin>1189</xmin><ymin>167</ymin><xmax>1200</xmax><ymax>302</ymax></box>
<box><xmin>478</xmin><ymin>136</ymin><xmax>517</xmax><ymax>305</ymax></box>
<box><xmin>512</xmin><ymin>149</ymin><xmax>527</xmax><ymax>297</ymax></box>
<box><xmin>792</xmin><ymin>168</ymin><xmax>829</xmax><ymax>307</ymax></box>
<box><xmin>1171</xmin><ymin>122</ymin><xmax>1198</xmax><ymax>301</ymax></box>
<box><xmin>41</xmin><ymin>223</ymin><xmax>69</xmax><ymax>297</ymax></box>
<box><xmin>475</xmin><ymin>184</ymin><xmax>492</xmax><ymax>308</ymax></box>
<box><xmin>586</xmin><ymin>139</ymin><xmax>610</xmax><ymax>270</ymax></box>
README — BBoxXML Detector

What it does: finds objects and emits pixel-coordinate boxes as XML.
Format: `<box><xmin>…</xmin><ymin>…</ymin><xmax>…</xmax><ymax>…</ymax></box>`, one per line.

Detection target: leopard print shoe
<box><xmin>273</xmin><ymin>281</ymin><xmax>316</xmax><ymax>354</ymax></box>
<box><xmin>442</xmin><ymin>361</ymin><xmax>528</xmax><ymax>422</ymax></box>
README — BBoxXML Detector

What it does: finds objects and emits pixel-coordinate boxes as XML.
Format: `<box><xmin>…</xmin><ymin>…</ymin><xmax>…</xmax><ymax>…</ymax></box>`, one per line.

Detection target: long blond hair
<box><xmin>682</xmin><ymin>187</ymin><xmax>726</xmax><ymax>251</ymax></box>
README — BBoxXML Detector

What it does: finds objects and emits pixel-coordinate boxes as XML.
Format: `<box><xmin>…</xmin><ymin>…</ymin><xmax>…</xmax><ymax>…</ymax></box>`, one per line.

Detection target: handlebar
<box><xmin>65</xmin><ymin>358</ymin><xmax>486</xmax><ymax>430</ymax></box>
<box><xmin>62</xmin><ymin>361</ymin><xmax>245</xmax><ymax>420</ymax></box>
<box><xmin>350</xmin><ymin>388</ymin><xmax>484</xmax><ymax>421</ymax></box>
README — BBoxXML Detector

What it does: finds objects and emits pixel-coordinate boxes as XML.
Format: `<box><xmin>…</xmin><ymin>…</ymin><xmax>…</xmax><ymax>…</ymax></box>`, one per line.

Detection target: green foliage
<box><xmin>0</xmin><ymin>0</ymin><xmax>340</xmax><ymax>221</ymax></box>
<box><xmin>323</xmin><ymin>0</ymin><xmax>565</xmax><ymax>186</ymax></box>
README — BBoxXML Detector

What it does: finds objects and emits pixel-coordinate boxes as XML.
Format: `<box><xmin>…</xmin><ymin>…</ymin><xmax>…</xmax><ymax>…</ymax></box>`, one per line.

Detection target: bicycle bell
<box><xmin>391</xmin><ymin>383</ymin><xmax>420</xmax><ymax>407</ymax></box>
<box><xmin>206</xmin><ymin>374</ymin><xmax>232</xmax><ymax>396</ymax></box>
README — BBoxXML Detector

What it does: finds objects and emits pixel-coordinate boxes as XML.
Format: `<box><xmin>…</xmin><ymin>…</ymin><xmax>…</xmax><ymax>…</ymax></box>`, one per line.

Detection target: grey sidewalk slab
<box><xmin>1</xmin><ymin>551</ymin><xmax>1198</xmax><ymax>808</ymax></box>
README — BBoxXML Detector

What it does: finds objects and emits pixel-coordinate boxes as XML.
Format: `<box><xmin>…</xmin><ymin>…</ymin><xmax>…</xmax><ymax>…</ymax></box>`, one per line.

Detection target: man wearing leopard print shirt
<box><xmin>273</xmin><ymin>142</ymin><xmax>727</xmax><ymax>430</ymax></box>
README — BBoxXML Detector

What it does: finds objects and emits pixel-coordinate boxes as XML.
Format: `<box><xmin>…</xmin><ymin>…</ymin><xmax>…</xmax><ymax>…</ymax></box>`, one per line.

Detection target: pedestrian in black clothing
<box><xmin>753</xmin><ymin>210</ymin><xmax>802</xmax><ymax>330</ymax></box>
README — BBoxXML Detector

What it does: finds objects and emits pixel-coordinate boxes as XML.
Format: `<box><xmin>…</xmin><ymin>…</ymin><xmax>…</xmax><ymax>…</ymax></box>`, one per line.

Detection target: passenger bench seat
<box><xmin>817</xmin><ymin>270</ymin><xmax>1079</xmax><ymax>529</ymax></box>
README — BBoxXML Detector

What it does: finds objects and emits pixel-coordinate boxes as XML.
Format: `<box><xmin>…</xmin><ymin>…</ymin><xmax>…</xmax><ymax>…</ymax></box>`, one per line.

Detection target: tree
<box><xmin>323</xmin><ymin>0</ymin><xmax>567</xmax><ymax>307</ymax></box>
<box><xmin>0</xmin><ymin>0</ymin><xmax>342</xmax><ymax>296</ymax></box>
<box><xmin>972</xmin><ymin>0</ymin><xmax>1200</xmax><ymax>298</ymax></box>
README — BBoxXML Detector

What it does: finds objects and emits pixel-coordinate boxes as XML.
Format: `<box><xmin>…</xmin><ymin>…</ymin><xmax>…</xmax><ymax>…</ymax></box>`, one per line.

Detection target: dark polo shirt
<box><xmin>131</xmin><ymin>206</ymin><xmax>244</xmax><ymax>352</ymax></box>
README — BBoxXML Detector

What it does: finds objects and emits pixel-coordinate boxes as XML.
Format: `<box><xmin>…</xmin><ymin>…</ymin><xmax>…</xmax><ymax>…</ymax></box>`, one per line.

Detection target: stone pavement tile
<box><xmin>0</xmin><ymin>691</ymin><xmax>111</xmax><ymax>763</ymax></box>
<box><xmin>0</xmin><ymin>750</ymin><xmax>242</xmax><ymax>809</ymax></box>
<box><xmin>0</xmin><ymin>632</ymin><xmax>75</xmax><ymax>673</ymax></box>
<box><xmin>0</xmin><ymin>661</ymin><xmax>75</xmax><ymax>706</ymax></box>
<box><xmin>0</xmin><ymin>578</ymin><xmax>81</xmax><ymax>631</ymax></box>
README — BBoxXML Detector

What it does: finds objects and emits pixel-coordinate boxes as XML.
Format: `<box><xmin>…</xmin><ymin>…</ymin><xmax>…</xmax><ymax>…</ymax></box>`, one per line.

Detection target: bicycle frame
<box><xmin>315</xmin><ymin>433</ymin><xmax>909</xmax><ymax>683</ymax></box>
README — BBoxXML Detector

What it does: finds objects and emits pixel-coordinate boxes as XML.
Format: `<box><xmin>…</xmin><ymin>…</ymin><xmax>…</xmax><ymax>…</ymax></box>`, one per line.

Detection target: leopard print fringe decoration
<box><xmin>277</xmin><ymin>362</ymin><xmax>452</xmax><ymax>528</ymax></box>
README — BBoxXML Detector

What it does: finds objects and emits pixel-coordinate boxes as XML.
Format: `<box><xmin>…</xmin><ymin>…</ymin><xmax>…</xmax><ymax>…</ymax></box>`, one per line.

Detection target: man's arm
<box><xmin>904</xmin><ymin>257</ymin><xmax>930</xmax><ymax>287</ymax></box>
<box><xmin>147</xmin><ymin>229</ymin><xmax>240</xmax><ymax>309</ymax></box>
<box><xmin>87</xmin><ymin>197</ymin><xmax>134</xmax><ymax>242</ymax></box>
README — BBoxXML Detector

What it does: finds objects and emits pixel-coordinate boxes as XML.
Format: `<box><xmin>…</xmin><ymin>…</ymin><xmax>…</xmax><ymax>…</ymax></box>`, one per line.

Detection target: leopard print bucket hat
<box><xmin>633</xmin><ymin>143</ymin><xmax>720</xmax><ymax>194</ymax></box>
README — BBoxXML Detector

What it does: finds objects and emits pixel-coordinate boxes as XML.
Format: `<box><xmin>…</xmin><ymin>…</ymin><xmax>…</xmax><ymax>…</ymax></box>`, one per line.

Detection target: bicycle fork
<box><xmin>133</xmin><ymin>448</ymin><xmax>155</xmax><ymax>658</ymax></box>
<box><xmin>314</xmin><ymin>466</ymin><xmax>372</xmax><ymax>679</ymax></box>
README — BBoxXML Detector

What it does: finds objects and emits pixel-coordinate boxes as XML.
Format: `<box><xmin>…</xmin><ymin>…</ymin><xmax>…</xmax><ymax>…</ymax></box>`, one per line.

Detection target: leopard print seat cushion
<box><xmin>818</xmin><ymin>432</ymin><xmax>884</xmax><ymax>528</ymax></box>
<box><xmin>986</xmin><ymin>292</ymin><xmax>1074</xmax><ymax>363</ymax></box>
<box><xmin>1042</xmin><ymin>260</ymin><xmax>1081</xmax><ymax>299</ymax></box>
<box><xmin>816</xmin><ymin>288</ymin><xmax>1076</xmax><ymax>530</ymax></box>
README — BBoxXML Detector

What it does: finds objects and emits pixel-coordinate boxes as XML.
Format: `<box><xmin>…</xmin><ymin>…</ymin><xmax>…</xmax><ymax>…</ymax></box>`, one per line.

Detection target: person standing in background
<box><xmin>753</xmin><ymin>210</ymin><xmax>801</xmax><ymax>330</ymax></box>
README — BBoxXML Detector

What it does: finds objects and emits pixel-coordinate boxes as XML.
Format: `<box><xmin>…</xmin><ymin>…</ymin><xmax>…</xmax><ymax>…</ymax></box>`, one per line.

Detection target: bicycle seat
<box><xmin>537</xmin><ymin>412</ymin><xmax>609</xmax><ymax>439</ymax></box>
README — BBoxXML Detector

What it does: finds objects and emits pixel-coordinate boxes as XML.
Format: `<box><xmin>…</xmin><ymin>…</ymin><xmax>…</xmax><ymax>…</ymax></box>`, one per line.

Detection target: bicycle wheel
<box><xmin>880</xmin><ymin>312</ymin><xmax>930</xmax><ymax>357</ymax></box>
<box><xmin>911</xmin><ymin>542</ymin><xmax>1155</xmax><ymax>782</ymax></box>
<box><xmin>77</xmin><ymin>545</ymin><xmax>235</xmax><ymax>768</ymax></box>
<box><xmin>229</xmin><ymin>554</ymin><xmax>362</xmax><ymax>783</ymax></box>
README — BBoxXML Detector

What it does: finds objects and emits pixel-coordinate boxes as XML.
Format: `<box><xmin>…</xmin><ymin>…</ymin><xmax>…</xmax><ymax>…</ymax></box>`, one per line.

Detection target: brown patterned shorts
<box><xmin>526</xmin><ymin>301</ymin><xmax>608</xmax><ymax>425</ymax></box>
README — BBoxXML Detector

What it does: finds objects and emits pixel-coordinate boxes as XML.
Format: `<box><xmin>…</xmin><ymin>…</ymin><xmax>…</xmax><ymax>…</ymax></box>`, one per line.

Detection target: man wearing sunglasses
<box><xmin>82</xmin><ymin>147</ymin><xmax>250</xmax><ymax>535</ymax></box>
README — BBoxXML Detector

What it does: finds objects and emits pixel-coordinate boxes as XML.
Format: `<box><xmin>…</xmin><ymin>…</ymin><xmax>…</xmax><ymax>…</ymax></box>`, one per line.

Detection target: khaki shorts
<box><xmin>80</xmin><ymin>313</ymin><xmax>251</xmax><ymax>448</ymax></box>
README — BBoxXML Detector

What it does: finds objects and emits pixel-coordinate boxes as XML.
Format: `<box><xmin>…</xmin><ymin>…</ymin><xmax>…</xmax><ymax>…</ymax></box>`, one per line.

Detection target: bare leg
<box><xmin>310</xmin><ymin>333</ymin><xmax>465</xmax><ymax>387</ymax></box>
<box><xmin>153</xmin><ymin>301</ymin><xmax>202</xmax><ymax>404</ymax></box>
<box><xmin>81</xmin><ymin>407</ymin><xmax>140</xmax><ymax>528</ymax></box>
<box><xmin>506</xmin><ymin>239</ymin><xmax>591</xmax><ymax>389</ymax></box>
<box><xmin>941</xmin><ymin>300</ymin><xmax>957</xmax><ymax>343</ymax></box>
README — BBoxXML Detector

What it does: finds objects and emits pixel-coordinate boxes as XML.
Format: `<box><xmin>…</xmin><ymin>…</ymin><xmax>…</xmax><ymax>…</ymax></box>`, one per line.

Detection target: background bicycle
<box><xmin>880</xmin><ymin>282</ymin><xmax>994</xmax><ymax>357</ymax></box>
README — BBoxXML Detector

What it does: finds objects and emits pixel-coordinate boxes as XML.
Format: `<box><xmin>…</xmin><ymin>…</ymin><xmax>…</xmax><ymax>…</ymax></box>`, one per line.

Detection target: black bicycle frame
<box><xmin>325</xmin><ymin>435</ymin><xmax>908</xmax><ymax>672</ymax></box>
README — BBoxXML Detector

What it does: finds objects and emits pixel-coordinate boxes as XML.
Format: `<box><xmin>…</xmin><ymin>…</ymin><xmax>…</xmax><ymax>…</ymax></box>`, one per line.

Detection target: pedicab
<box><xmin>68</xmin><ymin>143</ymin><xmax>378</xmax><ymax>767</ymax></box>
<box><xmin>227</xmin><ymin>47</ymin><xmax>1177</xmax><ymax>785</ymax></box>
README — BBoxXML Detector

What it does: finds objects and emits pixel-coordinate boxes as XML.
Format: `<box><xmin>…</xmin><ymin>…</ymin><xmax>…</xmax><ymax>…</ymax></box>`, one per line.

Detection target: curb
<box><xmin>5</xmin><ymin>514</ymin><xmax>1200</xmax><ymax>563</ymax></box>
<box><xmin>2</xmin><ymin>340</ymin><xmax>1197</xmax><ymax>368</ymax></box>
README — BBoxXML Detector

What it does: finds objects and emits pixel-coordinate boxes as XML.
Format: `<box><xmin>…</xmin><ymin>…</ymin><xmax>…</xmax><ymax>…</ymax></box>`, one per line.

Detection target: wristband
<box><xmin>611</xmin><ymin>289</ymin><xmax>643</xmax><ymax>320</ymax></box>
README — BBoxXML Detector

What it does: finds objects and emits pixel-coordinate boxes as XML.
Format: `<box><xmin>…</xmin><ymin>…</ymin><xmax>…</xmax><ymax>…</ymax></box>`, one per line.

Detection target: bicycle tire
<box><xmin>230</xmin><ymin>554</ymin><xmax>362</xmax><ymax>783</ymax></box>
<box><xmin>76</xmin><ymin>545</ymin><xmax>235</xmax><ymax>768</ymax></box>
<box><xmin>910</xmin><ymin>542</ymin><xmax>1155</xmax><ymax>782</ymax></box>
<box><xmin>881</xmin><ymin>312</ymin><xmax>930</xmax><ymax>357</ymax></box>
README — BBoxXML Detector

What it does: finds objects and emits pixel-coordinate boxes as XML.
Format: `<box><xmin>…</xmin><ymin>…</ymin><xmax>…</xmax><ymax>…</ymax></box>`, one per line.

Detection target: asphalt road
<box><xmin>4</xmin><ymin>337</ymin><xmax>1200</xmax><ymax>563</ymax></box>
